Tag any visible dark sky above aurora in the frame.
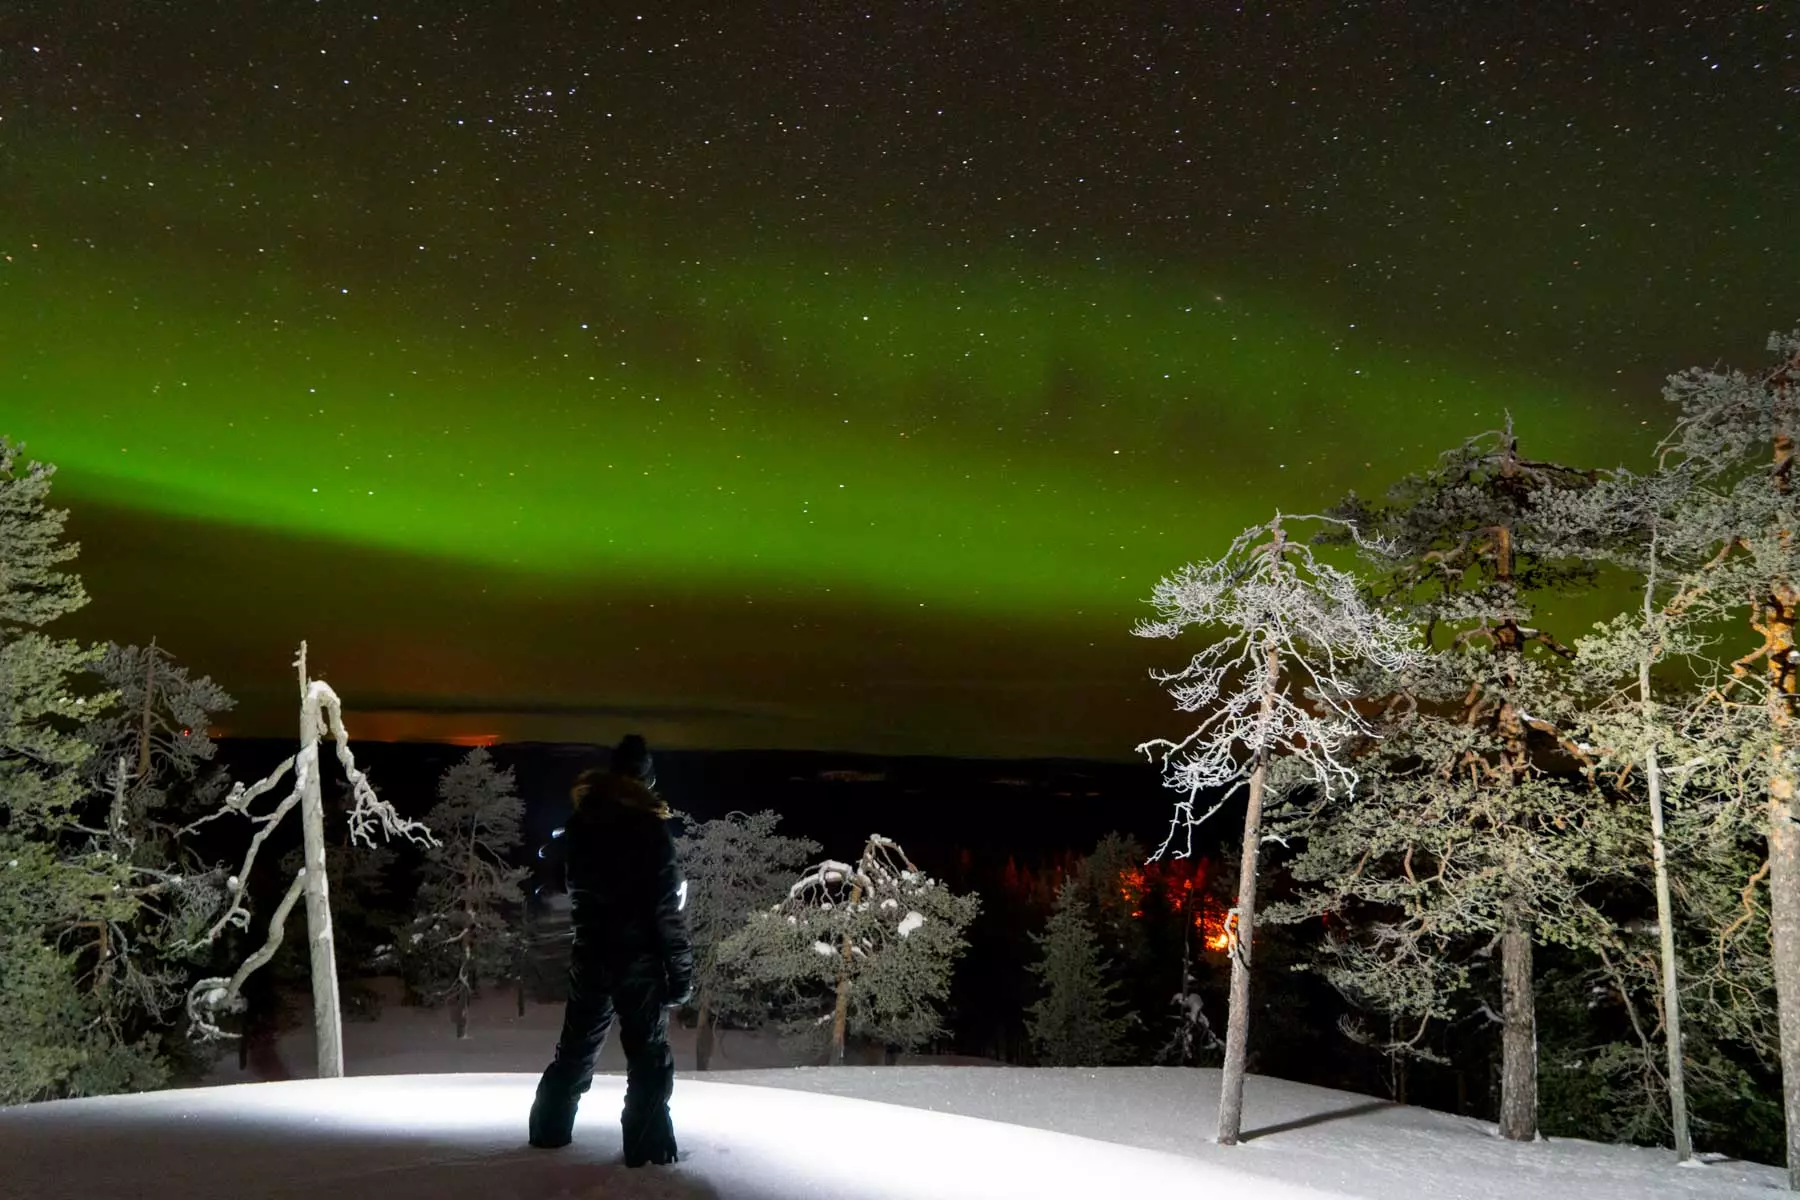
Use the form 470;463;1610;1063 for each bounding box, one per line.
1;3;1794;757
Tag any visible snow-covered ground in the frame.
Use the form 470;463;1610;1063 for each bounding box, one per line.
2;1067;1783;1200
0;1073;1326;1200
0;1072;1778;1200
0;983;1773;1199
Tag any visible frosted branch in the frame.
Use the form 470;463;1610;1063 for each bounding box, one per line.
1136;514;1420;858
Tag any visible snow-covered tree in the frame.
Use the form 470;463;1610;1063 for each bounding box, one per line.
0;439;163;1102
73;641;236;1064
402;747;528;1038
1531;463;1722;1158
718;834;978;1063
182;644;435;1077
1634;330;1800;1187
1269;428;1633;1144
1135;512;1417;1145
674;810;819;1069
1026;880;1137;1066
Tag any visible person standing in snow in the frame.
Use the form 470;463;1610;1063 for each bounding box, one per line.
530;734;694;1164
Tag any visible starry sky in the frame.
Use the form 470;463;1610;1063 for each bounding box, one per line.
1;3;1794;757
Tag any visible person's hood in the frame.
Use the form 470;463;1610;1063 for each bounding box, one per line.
572;770;671;819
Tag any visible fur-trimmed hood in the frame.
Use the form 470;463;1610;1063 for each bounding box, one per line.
571;769;671;819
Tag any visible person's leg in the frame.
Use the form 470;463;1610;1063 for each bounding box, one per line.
614;960;676;1166
530;949;616;1148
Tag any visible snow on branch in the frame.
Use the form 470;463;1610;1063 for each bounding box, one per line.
182;648;435;1042
311;680;434;850
1135;513;1419;858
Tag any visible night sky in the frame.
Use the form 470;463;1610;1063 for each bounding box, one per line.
2;3;1794;757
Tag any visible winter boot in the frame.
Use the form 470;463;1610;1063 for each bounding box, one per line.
622;1106;678;1167
529;1088;578;1149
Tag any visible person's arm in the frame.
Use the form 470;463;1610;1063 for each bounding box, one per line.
651;822;695;1005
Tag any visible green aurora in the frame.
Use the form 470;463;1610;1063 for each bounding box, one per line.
1;4;1789;755
6;234;1629;613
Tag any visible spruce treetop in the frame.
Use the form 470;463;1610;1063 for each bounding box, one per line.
0;439;88;633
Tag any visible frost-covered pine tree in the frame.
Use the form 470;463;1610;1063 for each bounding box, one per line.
182;644;435;1076
0;439;163;1102
1135;512;1417;1145
403;747;528;1037
1270;428;1633;1144
1026;880;1136;1066
1533;463;1723;1158
674;810;819;1069
1638;330;1800;1187
718;834;978;1064
75;641;236;1059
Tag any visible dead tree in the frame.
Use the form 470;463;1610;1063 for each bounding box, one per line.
183;643;434;1077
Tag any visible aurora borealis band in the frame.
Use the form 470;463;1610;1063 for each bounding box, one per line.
2;4;1793;756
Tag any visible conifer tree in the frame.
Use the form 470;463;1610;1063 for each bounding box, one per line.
674;810;819;1069
1634;330;1800;1186
1068;831;1150;970
1269;427;1632;1143
0;439;162;1101
403;747;528;1037
1535;464;1717;1158
75;642;236;1064
719;834;978;1063
1136;512;1416;1144
1026;880;1136;1066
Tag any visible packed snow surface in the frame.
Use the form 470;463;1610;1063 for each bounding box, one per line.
0;1068;1783;1200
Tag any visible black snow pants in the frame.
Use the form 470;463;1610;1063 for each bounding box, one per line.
532;945;676;1164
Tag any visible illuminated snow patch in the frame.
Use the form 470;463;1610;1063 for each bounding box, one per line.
0;1073;1343;1200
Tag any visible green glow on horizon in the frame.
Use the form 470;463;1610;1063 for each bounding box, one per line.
2;231;1635;618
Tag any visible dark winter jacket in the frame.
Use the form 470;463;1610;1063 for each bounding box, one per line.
562;772;694;1002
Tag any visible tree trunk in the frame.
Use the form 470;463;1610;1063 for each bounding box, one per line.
1217;636;1280;1147
454;989;469;1040
135;639;157;781
297;644;346;1079
1488;495;1540;1144
1646;742;1693;1160
1768;354;1800;1190
696;990;715;1071
830;873;866;1065
1637;540;1694;1162
1498;925;1537;1141
1771;768;1800;1190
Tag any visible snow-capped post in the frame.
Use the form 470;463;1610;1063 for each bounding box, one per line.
1135;512;1417;1146
182;643;436;1078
